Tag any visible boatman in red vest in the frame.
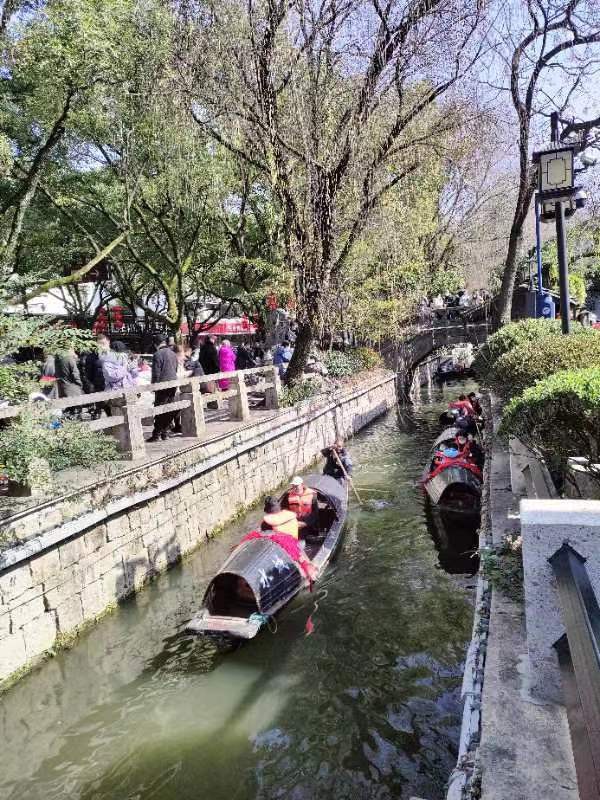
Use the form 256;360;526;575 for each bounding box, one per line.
285;476;319;534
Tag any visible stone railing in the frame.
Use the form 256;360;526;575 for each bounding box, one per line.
0;365;281;460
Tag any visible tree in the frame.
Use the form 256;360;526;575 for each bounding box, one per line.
0;0;144;280
493;0;600;327
188;0;486;380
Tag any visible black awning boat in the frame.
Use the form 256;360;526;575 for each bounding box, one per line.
422;427;482;513
186;475;348;639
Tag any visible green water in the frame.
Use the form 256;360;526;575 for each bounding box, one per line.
0;385;476;800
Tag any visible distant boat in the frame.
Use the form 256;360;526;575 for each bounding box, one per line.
421;428;482;514
186;475;348;639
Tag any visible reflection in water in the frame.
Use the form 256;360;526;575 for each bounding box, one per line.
425;506;480;576
0;383;476;800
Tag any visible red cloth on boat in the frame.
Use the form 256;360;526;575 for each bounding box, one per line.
424;454;482;484
239;531;314;584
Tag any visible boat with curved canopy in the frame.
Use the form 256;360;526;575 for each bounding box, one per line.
186;475;348;639
422;427;482;514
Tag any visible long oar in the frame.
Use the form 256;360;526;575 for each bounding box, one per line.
333;450;363;505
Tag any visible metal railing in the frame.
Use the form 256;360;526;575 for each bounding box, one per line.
549;542;600;800
0;365;281;460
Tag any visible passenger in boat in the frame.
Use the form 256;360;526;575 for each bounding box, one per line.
455;432;470;455
468;435;485;470
468;392;483;418
261;497;299;539
285;477;319;533
448;394;475;416
455;407;476;435
322;439;353;482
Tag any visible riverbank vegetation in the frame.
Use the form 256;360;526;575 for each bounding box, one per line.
475;318;600;490
500;367;600;489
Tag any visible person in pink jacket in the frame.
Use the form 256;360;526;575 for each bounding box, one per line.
218;339;236;390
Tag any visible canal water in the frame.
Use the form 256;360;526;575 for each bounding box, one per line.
0;384;477;800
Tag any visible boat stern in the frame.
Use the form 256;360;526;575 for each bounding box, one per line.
186;610;263;639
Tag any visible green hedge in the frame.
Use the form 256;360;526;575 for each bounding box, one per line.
499;367;600;482
472;319;579;384
491;329;600;398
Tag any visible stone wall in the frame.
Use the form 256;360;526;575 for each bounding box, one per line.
0;372;396;686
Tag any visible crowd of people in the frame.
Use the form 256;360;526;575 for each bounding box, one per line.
418;290;490;323
33;332;292;442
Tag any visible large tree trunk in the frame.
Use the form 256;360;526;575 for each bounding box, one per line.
285;319;314;385
493;174;536;329
493;225;522;329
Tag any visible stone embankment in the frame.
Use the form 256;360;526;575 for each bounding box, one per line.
0;371;396;688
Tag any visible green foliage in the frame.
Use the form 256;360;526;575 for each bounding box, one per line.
480;534;523;603
323;351;357;377
0;314;95;357
0;314;96;402
491;329;600;399
322;348;383;378
0;363;39;403
472;318;591;387
353;347;383;371
0;406;117;484
279;379;322;408
499;367;600;484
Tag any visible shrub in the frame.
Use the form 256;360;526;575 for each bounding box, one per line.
279;378;322;408
353;347;383;371
0;406;117;485
480;534;523;603
323;350;356;377
499;366;600;484
322;347;382;378
491;329;600;398
473;319;565;384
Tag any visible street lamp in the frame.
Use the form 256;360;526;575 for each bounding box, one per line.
533;119;581;334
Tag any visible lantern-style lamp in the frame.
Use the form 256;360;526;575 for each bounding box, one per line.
537;146;574;194
533;144;578;223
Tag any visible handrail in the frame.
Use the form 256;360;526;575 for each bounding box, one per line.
549;542;600;800
0;364;281;460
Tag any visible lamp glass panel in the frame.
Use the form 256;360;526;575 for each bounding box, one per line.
539;150;573;191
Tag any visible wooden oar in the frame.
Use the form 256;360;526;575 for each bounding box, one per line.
333;449;363;505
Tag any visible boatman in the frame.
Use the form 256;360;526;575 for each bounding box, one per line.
321;439;352;482
261;497;299;539
285;476;319;533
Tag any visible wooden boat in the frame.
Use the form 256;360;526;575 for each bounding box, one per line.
422;427;482;513
435;357;474;383
186;474;348;639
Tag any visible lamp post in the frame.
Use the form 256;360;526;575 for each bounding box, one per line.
533;114;578;334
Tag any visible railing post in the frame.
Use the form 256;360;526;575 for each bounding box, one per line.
111;391;146;460
229;371;251;421
179;378;206;437
264;366;281;410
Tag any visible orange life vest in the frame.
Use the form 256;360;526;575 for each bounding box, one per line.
262;510;299;538
287;488;315;519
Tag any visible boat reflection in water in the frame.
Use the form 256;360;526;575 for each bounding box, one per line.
424;503;480;575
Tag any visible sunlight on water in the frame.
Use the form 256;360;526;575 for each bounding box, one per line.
0;382;477;800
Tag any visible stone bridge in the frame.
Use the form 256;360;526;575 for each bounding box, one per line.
382;305;491;396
